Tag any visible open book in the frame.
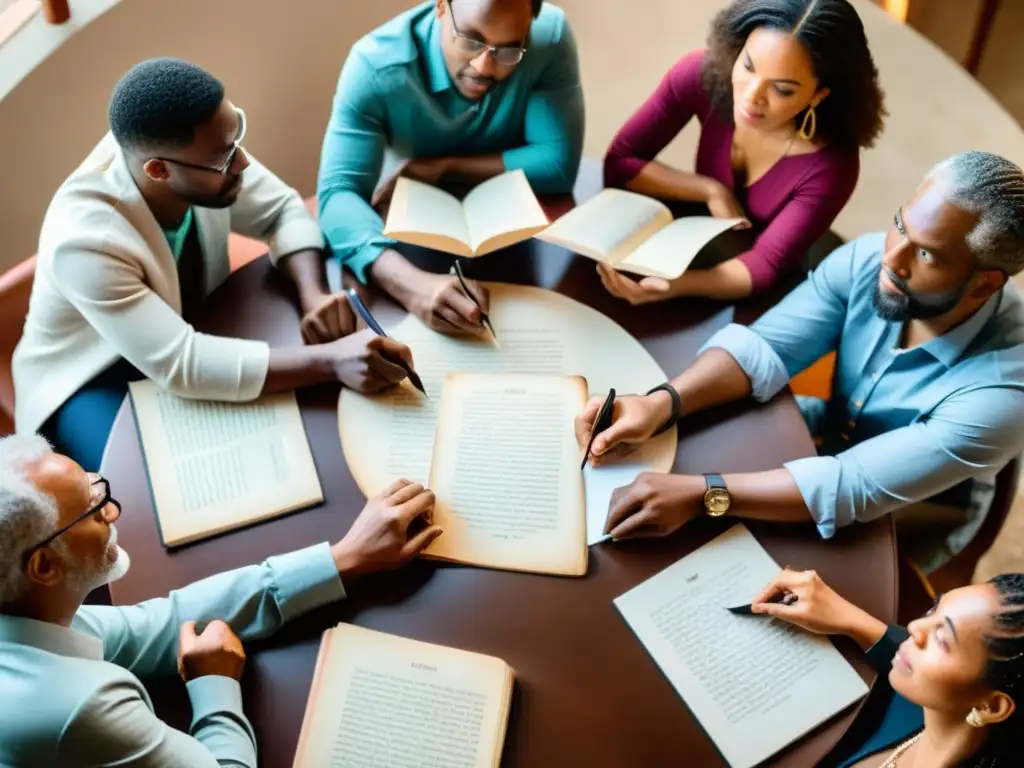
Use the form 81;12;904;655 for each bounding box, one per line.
423;372;588;576
384;169;549;257
537;188;746;279
128;380;322;547
614;524;869;768
294;623;514;768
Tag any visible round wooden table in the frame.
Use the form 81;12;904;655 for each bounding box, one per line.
101;166;897;768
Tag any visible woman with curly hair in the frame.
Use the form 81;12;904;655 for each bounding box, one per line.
752;569;1024;767
601;0;886;303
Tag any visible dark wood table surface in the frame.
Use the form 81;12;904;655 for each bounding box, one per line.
102;163;897;768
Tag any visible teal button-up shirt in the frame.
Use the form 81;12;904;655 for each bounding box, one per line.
317;1;584;281
0;543;345;767
702;233;1024;540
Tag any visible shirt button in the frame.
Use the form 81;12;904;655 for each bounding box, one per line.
854;400;863;408
871;372;881;381
848;420;856;428
841;433;850;441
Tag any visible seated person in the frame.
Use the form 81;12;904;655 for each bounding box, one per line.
318;0;584;336
0;434;442;766
13;58;416;472
601;0;885;303
750;567;1024;767
578;151;1024;571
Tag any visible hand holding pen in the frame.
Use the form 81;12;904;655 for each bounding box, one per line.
345;289;428;396
735;568;885;644
451;260;497;342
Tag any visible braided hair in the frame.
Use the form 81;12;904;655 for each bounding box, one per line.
962;574;1024;768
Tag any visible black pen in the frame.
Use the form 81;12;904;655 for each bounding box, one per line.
345;288;427;396
451;259;497;341
581;388;616;470
726;592;798;616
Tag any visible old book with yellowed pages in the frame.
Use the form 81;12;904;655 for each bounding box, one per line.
614;524;869;768
127;380;322;547
424;372;588;576
537;187;745;279
383;170;549;257
293;623;515;768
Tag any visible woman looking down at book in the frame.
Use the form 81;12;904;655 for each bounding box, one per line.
749;568;1024;767
600;0;885;302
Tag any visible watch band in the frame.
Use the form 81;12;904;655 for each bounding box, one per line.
704;473;726;492
645;383;681;436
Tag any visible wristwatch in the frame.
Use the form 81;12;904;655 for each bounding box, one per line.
702;473;731;517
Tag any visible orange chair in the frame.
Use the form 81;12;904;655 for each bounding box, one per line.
0;257;35;436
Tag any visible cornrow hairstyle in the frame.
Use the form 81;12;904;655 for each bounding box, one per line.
961;573;1024;768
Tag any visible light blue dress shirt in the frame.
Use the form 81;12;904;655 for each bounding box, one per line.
702;232;1024;540
0;543;344;767
317;1;584;281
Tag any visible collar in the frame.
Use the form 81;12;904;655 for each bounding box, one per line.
425;10;454;94
918;289;1002;367
0;614;103;660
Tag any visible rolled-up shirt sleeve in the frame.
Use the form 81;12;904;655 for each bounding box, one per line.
784;386;1024;539
699;238;858;400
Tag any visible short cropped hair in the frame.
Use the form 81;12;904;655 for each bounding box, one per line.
452;0;543;18
929;151;1024;276
108;58;224;151
0;434;58;606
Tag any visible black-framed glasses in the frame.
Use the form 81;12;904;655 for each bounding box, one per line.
155;106;247;175
446;0;527;67
22;477;121;566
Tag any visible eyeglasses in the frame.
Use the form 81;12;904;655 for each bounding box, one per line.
155;106;247;175
21;476;121;566
446;0;527;67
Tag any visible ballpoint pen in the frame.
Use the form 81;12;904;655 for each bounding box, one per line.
726;592;798;615
581;388;616;470
345;288;427;396
451;259;497;341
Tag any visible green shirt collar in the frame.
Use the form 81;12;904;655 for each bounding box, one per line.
423;8;454;93
161;208;194;262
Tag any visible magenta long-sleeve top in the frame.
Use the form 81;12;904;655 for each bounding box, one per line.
604;50;860;293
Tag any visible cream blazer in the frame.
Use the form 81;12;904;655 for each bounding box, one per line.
12;134;324;434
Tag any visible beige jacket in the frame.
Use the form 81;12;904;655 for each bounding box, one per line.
13;133;324;434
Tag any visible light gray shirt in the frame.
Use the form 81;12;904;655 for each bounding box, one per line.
0;543;344;767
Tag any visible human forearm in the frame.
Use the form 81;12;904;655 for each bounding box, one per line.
668;347;753;416
368;248;422;309
277;248;331;312
625;160;723;203
263;346;335;394
442;153;507;185
670;258;754;300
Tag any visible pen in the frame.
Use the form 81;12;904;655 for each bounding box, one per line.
345;288;427;396
726;592;798;616
451;259;497;341
581;388;616;470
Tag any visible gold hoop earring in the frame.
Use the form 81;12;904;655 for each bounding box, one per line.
966;708;985;728
798;105;817;141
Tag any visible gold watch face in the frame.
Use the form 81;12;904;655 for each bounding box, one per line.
704;488;731;517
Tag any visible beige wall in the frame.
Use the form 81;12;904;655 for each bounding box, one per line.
2;0;1024;274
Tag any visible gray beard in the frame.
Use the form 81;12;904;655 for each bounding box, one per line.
67;526;132;595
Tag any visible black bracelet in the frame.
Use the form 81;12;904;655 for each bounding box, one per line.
646;383;681;436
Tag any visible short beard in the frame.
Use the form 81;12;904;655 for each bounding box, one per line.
178;174;242;209
60;525;132;597
870;266;969;322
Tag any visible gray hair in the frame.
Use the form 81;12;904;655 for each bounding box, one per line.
928;150;1024;276
0;434;58;606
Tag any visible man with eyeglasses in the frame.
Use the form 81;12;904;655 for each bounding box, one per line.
0;433;442;766
318;0;584;337
13;58;419;472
